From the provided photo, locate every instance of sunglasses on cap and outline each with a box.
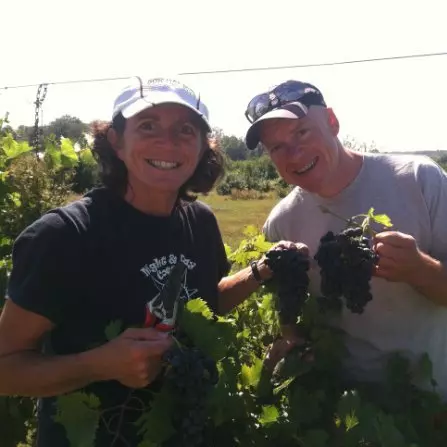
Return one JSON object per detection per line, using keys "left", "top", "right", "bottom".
{"left": 244, "top": 80, "right": 327, "bottom": 124}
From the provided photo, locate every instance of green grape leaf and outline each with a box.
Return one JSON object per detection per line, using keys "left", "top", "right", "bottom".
{"left": 79, "top": 148, "right": 96, "bottom": 165}
{"left": 224, "top": 243, "right": 232, "bottom": 258}
{"left": 43, "top": 137, "right": 62, "bottom": 169}
{"left": 178, "top": 299, "right": 233, "bottom": 361}
{"left": 54, "top": 392, "right": 101, "bottom": 447}
{"left": 241, "top": 356, "right": 263, "bottom": 388}
{"left": 1, "top": 134, "right": 32, "bottom": 159}
{"left": 60, "top": 137, "right": 79, "bottom": 168}
{"left": 373, "top": 412, "right": 406, "bottom": 447}
{"left": 366, "top": 207, "right": 393, "bottom": 228}
{"left": 259, "top": 405, "right": 279, "bottom": 425}
{"left": 300, "top": 429, "right": 329, "bottom": 447}
{"left": 185, "top": 298, "right": 213, "bottom": 320}
{"left": 337, "top": 390, "right": 361, "bottom": 420}
{"left": 136, "top": 387, "right": 176, "bottom": 444}
{"left": 7, "top": 192, "right": 21, "bottom": 207}
{"left": 253, "top": 234, "right": 274, "bottom": 253}
{"left": 289, "top": 386, "right": 323, "bottom": 426}
{"left": 371, "top": 213, "right": 393, "bottom": 228}
{"left": 243, "top": 224, "right": 259, "bottom": 238}
{"left": 104, "top": 319, "right": 123, "bottom": 341}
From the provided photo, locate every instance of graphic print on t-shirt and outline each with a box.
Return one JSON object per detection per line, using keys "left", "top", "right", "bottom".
{"left": 139, "top": 253, "right": 198, "bottom": 328}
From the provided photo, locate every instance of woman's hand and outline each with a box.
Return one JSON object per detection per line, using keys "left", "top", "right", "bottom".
{"left": 92, "top": 327, "right": 173, "bottom": 388}
{"left": 257, "top": 241, "right": 310, "bottom": 282}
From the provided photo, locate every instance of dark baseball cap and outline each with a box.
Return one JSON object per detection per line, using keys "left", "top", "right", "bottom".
{"left": 244, "top": 80, "right": 327, "bottom": 150}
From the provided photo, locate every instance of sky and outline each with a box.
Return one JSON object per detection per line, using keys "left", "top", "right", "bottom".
{"left": 1, "top": 0, "right": 446, "bottom": 153}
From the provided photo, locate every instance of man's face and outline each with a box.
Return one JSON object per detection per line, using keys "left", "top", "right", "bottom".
{"left": 258, "top": 107, "right": 341, "bottom": 195}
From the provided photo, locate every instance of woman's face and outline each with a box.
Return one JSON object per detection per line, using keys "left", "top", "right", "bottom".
{"left": 112, "top": 103, "right": 204, "bottom": 199}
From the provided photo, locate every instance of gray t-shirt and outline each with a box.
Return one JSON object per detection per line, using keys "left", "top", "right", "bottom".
{"left": 263, "top": 152, "right": 447, "bottom": 399}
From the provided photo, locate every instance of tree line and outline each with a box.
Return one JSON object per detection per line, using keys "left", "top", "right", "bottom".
{"left": 3, "top": 114, "right": 446, "bottom": 200}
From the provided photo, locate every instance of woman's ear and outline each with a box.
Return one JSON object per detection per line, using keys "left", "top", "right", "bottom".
{"left": 107, "top": 128, "right": 124, "bottom": 160}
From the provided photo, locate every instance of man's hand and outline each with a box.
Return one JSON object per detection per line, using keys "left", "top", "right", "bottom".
{"left": 263, "top": 327, "right": 314, "bottom": 374}
{"left": 263, "top": 337, "right": 297, "bottom": 373}
{"left": 373, "top": 231, "right": 447, "bottom": 306}
{"left": 372, "top": 231, "right": 428, "bottom": 284}
{"left": 92, "top": 328, "right": 173, "bottom": 388}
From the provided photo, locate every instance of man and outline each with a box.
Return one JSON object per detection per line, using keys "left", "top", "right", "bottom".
{"left": 243, "top": 79, "right": 447, "bottom": 399}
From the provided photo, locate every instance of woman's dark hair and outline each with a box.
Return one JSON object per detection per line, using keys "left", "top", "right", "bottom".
{"left": 90, "top": 112, "right": 225, "bottom": 202}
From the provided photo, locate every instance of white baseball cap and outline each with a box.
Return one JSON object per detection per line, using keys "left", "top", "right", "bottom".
{"left": 111, "top": 77, "right": 211, "bottom": 132}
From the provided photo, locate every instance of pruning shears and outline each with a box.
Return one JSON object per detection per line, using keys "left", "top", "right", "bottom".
{"left": 144, "top": 261, "right": 187, "bottom": 332}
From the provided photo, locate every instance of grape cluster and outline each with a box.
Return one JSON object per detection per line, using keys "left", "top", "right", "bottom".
{"left": 314, "top": 227, "right": 378, "bottom": 314}
{"left": 264, "top": 248, "right": 310, "bottom": 325}
{"left": 162, "top": 345, "right": 218, "bottom": 447}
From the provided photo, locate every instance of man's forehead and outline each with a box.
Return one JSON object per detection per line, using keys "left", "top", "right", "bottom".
{"left": 262, "top": 116, "right": 307, "bottom": 132}
{"left": 258, "top": 118, "right": 302, "bottom": 143}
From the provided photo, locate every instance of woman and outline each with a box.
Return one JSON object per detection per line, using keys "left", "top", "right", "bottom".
{"left": 0, "top": 77, "right": 291, "bottom": 446}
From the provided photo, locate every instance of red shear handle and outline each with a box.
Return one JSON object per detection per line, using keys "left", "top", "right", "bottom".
{"left": 144, "top": 309, "right": 175, "bottom": 332}
{"left": 144, "top": 309, "right": 157, "bottom": 328}
{"left": 154, "top": 322, "right": 175, "bottom": 332}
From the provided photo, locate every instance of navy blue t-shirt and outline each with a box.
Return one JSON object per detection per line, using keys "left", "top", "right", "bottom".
{"left": 6, "top": 187, "right": 230, "bottom": 447}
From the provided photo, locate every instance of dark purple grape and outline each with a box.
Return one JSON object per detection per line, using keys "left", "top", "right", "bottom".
{"left": 314, "top": 226, "right": 378, "bottom": 314}
{"left": 264, "top": 249, "right": 310, "bottom": 325}
{"left": 162, "top": 345, "right": 217, "bottom": 446}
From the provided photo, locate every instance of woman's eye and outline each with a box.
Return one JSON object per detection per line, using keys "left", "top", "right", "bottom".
{"left": 139, "top": 121, "right": 155, "bottom": 131}
{"left": 180, "top": 123, "right": 196, "bottom": 136}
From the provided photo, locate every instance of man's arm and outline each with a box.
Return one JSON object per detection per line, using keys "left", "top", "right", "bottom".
{"left": 407, "top": 252, "right": 447, "bottom": 307}
{"left": 373, "top": 158, "right": 447, "bottom": 306}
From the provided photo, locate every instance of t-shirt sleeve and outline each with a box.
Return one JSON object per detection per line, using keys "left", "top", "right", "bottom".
{"left": 6, "top": 211, "right": 81, "bottom": 325}
{"left": 195, "top": 201, "right": 231, "bottom": 279}
{"left": 415, "top": 157, "right": 447, "bottom": 263}
{"left": 262, "top": 202, "right": 285, "bottom": 243}
{"left": 262, "top": 215, "right": 280, "bottom": 243}
{"left": 209, "top": 214, "right": 231, "bottom": 280}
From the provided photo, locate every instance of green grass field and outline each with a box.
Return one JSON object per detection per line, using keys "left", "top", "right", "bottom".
{"left": 199, "top": 193, "right": 280, "bottom": 249}
{"left": 68, "top": 191, "right": 280, "bottom": 249}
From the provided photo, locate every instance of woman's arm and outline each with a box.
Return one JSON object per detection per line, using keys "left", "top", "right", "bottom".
{"left": 217, "top": 258, "right": 272, "bottom": 314}
{"left": 0, "top": 300, "right": 173, "bottom": 397}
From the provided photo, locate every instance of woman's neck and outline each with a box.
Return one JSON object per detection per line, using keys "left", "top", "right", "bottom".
{"left": 123, "top": 183, "right": 179, "bottom": 217}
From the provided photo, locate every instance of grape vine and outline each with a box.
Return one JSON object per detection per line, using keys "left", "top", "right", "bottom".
{"left": 0, "top": 117, "right": 96, "bottom": 447}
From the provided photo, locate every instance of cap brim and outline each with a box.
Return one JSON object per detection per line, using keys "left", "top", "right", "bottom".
{"left": 120, "top": 91, "right": 211, "bottom": 132}
{"left": 245, "top": 104, "right": 307, "bottom": 150}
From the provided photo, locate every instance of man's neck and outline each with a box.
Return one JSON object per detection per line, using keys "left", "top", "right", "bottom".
{"left": 318, "top": 148, "right": 364, "bottom": 198}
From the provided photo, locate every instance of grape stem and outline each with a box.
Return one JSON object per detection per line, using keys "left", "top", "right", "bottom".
{"left": 318, "top": 205, "right": 377, "bottom": 237}
{"left": 171, "top": 335, "right": 183, "bottom": 351}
